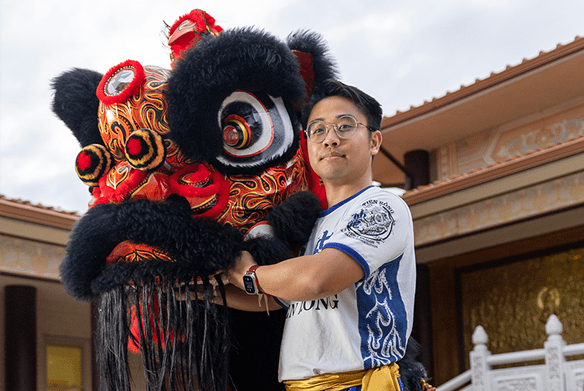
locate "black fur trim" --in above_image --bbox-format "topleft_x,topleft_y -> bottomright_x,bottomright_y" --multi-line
240,191 -> 322,265
286,30 -> 339,89
240,236 -> 292,267
397,338 -> 431,391
51,68 -> 104,147
166,28 -> 306,175
60,196 -> 244,300
268,191 -> 323,253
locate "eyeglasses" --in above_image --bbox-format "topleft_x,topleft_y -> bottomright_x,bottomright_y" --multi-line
305,114 -> 376,143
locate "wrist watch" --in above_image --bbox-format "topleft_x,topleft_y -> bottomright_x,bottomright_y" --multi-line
243,264 -> 261,295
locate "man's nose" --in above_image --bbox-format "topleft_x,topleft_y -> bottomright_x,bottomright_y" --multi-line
323,124 -> 340,146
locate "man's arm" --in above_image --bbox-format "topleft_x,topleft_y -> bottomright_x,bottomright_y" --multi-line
176,280 -> 283,312
220,284 -> 283,312
227,248 -> 365,302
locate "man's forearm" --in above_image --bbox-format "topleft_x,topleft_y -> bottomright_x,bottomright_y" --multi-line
222,284 -> 282,312
228,249 -> 365,302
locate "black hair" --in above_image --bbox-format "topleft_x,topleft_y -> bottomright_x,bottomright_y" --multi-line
301,78 -> 383,130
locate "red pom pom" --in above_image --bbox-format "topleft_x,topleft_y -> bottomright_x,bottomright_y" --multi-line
77,151 -> 92,171
126,137 -> 142,156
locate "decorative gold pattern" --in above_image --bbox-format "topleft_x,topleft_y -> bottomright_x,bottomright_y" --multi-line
459,246 -> 584,369
414,170 -> 584,245
436,102 -> 584,180
98,66 -> 190,169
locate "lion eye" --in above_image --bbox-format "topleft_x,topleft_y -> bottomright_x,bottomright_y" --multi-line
215,91 -> 295,172
97,60 -> 145,105
222,114 -> 253,149
106,69 -> 135,96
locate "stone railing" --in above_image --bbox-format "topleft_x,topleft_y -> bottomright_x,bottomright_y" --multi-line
437,314 -> 584,391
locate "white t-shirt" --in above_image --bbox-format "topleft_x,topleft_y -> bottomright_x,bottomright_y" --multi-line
276,185 -> 416,382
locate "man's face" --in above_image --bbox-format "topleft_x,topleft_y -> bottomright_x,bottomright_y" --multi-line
306,96 -> 381,187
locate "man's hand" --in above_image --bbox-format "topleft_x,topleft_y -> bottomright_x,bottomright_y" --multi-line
226,250 -> 257,291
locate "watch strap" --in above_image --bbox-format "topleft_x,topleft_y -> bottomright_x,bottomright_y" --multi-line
246,264 -> 260,274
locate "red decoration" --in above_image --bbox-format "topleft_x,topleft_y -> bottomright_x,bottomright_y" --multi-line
168,9 -> 224,65
96,60 -> 145,106
293,50 -> 315,100
126,138 -> 142,156
77,151 -> 92,171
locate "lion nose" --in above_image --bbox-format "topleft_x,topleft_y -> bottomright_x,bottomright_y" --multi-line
168,163 -> 230,220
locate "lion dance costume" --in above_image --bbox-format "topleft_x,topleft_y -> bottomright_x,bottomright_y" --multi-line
51,9 -> 434,391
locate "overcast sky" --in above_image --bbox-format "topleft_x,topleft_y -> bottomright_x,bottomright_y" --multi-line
1,0 -> 583,214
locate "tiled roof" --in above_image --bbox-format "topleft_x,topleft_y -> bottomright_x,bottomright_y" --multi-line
0,194 -> 80,230
381,35 -> 584,129
0,194 -> 79,216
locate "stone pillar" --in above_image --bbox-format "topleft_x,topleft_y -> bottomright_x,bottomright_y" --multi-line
404,150 -> 430,190
5,285 -> 37,391
470,325 -> 490,391
544,314 -> 566,391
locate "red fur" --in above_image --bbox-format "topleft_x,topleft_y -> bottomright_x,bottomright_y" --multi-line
77,151 -> 92,171
126,138 -> 142,156
168,9 -> 224,65
169,164 -> 230,220
96,60 -> 145,106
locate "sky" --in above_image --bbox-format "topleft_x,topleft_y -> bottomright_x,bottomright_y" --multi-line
1,0 -> 583,214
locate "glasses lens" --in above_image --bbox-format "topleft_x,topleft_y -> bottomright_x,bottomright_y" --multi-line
308,121 -> 327,142
335,116 -> 357,138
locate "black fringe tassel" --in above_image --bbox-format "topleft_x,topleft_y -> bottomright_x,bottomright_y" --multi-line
96,275 -> 230,391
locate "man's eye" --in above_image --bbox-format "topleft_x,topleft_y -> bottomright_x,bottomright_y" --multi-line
311,127 -> 325,135
338,124 -> 353,132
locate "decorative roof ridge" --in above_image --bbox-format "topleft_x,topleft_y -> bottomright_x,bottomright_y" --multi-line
402,134 -> 584,205
0,194 -> 80,230
381,35 -> 584,129
0,194 -> 80,216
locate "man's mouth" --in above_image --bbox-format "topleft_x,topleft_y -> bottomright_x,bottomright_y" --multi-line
321,151 -> 344,161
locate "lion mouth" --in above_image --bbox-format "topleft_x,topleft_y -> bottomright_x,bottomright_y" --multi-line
106,242 -> 174,265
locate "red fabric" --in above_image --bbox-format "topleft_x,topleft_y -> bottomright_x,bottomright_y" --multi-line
292,50 -> 314,100
128,300 -> 182,354
299,131 -> 327,209
168,9 -> 224,65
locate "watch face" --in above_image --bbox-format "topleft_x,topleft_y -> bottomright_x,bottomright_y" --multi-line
243,275 -> 256,294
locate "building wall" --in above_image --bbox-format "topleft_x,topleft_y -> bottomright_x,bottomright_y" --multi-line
0,273 -> 92,391
405,95 -> 584,385
1,202 -> 153,391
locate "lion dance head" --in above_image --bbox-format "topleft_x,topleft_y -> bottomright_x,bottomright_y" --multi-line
51,9 -> 336,391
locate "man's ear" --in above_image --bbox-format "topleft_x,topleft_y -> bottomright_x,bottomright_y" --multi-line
370,130 -> 382,156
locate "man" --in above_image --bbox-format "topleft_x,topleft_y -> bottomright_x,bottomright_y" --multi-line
226,79 -> 416,391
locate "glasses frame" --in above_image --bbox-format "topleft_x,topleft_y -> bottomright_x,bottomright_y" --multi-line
305,114 -> 377,143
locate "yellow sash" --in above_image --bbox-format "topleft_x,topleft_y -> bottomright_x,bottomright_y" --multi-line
283,363 -> 402,391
